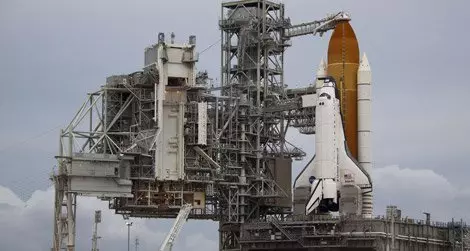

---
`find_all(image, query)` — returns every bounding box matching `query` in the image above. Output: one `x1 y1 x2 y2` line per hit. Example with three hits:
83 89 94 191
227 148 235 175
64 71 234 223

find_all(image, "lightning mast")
91 210 101 251
135 237 139 251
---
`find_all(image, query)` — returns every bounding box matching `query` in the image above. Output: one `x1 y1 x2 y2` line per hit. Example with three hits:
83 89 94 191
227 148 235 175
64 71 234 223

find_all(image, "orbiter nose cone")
327 22 360 65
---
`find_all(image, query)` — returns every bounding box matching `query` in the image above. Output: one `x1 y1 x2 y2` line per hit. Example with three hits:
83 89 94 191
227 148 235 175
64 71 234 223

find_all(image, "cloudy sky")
1 0 469 250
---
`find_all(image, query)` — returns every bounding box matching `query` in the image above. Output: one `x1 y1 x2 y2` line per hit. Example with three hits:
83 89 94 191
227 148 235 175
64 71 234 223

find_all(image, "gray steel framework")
51 1 464 251
238 215 469 251
217 1 350 249
49 1 354 249
218 1 294 249
51 68 218 250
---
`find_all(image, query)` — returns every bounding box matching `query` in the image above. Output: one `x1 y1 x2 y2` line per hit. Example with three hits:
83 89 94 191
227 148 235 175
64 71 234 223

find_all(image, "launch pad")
238 214 468 251
50 1 469 250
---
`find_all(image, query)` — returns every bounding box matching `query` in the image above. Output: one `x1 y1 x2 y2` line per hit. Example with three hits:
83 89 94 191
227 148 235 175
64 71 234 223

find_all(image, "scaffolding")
238 215 470 251
50 1 468 251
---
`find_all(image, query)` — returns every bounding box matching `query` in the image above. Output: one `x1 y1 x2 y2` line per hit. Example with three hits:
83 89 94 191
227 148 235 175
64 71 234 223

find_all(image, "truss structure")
217 1 352 249
50 1 359 250
239 215 469 251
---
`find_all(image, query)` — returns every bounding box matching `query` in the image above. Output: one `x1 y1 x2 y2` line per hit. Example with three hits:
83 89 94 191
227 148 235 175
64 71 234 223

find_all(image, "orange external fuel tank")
327 22 360 159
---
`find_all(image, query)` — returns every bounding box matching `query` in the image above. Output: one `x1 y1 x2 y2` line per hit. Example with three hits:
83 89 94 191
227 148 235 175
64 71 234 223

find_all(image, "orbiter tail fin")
306 179 322 214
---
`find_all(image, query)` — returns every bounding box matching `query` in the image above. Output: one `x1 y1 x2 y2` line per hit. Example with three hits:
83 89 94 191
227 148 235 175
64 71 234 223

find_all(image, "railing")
268 216 305 246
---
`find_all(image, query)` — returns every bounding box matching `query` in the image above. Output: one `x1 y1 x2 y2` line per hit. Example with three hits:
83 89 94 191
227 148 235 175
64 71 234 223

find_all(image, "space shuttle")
301 76 372 215
293 21 373 217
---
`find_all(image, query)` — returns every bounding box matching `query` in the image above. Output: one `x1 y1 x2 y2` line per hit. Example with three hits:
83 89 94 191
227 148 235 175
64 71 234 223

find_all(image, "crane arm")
159 204 193 251
284 12 350 38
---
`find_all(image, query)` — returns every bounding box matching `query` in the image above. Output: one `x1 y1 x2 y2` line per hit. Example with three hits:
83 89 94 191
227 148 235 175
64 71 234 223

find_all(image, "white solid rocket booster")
357 53 373 218
315 58 327 87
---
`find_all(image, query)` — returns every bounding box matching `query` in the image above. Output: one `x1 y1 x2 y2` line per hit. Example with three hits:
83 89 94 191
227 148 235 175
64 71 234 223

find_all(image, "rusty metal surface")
327 22 360 159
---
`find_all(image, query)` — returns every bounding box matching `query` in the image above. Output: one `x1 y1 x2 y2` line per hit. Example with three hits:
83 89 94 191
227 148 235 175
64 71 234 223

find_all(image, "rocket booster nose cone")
359 53 371 71
316 58 327 77
327 22 360 65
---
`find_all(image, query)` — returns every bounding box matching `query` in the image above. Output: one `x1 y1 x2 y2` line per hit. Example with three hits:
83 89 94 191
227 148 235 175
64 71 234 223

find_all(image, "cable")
199 38 221 55
0 123 65 154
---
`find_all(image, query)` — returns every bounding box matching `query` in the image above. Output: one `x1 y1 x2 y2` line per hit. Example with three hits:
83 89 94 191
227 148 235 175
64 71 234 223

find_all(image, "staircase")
268 216 305 247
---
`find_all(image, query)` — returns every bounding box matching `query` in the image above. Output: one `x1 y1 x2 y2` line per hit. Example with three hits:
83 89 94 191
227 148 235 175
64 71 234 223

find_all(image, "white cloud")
0 186 25 207
1 164 469 251
373 165 470 222
0 185 218 251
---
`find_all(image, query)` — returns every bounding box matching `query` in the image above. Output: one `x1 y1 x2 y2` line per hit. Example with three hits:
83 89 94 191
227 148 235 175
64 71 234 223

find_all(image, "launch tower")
50 1 469 251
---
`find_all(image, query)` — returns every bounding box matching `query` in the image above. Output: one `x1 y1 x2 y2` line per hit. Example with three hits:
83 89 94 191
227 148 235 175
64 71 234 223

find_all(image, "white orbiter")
297 76 372 215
